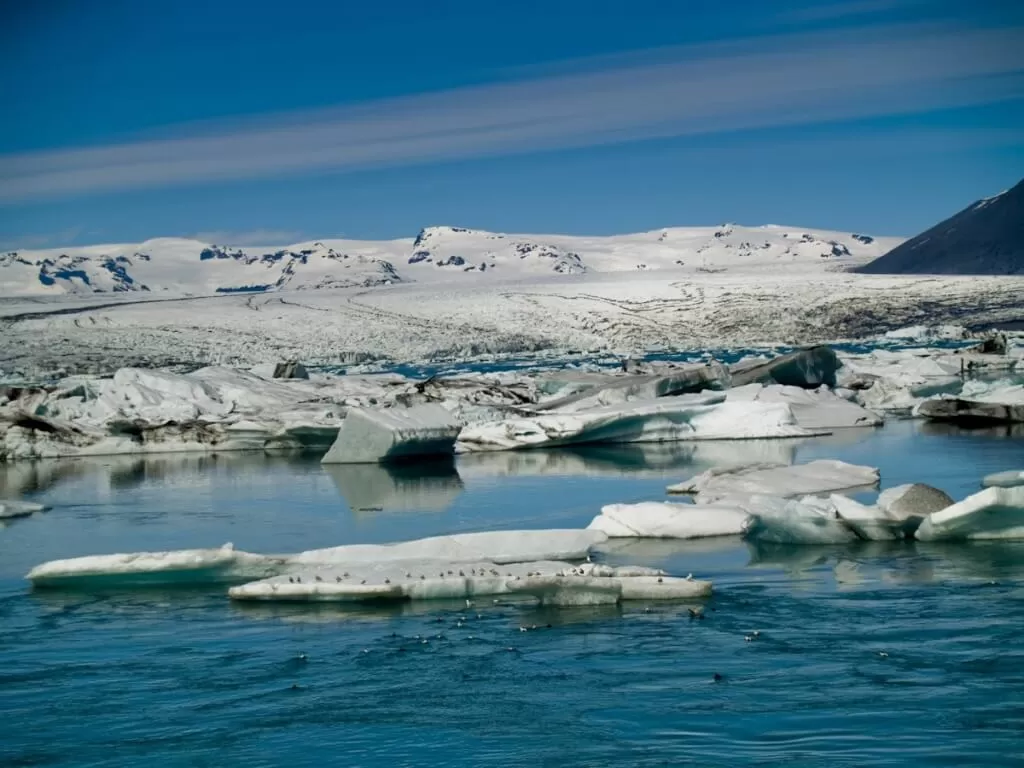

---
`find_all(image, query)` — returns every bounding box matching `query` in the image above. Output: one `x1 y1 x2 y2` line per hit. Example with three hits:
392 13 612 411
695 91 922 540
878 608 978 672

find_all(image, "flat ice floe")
915 487 1024 541
0 499 49 520
666 459 880 502
983 470 1024 488
587 501 749 539
725 384 882 430
455 394 821 452
26 530 608 588
229 561 711 605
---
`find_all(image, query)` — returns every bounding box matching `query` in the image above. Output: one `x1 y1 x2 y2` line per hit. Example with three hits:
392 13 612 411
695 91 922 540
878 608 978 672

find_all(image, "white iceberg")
725 384 882 430
741 495 859 545
983 470 1024 488
828 487 946 542
587 501 749 539
229 560 711 605
321 404 462 464
915 487 1024 541
27 529 608 588
667 459 880 502
0 499 49 520
455 395 821 452
292 529 607 566
26 543 282 587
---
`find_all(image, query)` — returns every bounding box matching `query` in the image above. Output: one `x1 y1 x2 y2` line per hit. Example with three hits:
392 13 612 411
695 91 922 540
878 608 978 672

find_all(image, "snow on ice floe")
455 394 821 452
26 530 609 588
724 383 882 430
915 487 1024 541
321 404 461 464
983 470 1024 489
587 501 749 539
666 459 879 502
0 499 49 520
915 379 1024 424
228 561 711 605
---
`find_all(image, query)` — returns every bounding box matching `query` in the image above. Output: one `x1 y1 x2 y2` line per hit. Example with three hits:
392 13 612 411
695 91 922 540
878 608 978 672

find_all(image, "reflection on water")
919 421 1024 439
325 459 464 514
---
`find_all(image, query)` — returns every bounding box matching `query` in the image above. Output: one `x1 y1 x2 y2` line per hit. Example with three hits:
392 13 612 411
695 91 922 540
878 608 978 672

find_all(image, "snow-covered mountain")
0 224 902 297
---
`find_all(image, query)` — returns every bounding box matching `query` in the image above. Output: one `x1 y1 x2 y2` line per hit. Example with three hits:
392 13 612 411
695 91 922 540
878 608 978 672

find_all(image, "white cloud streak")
1 23 1021 203
187 229 305 246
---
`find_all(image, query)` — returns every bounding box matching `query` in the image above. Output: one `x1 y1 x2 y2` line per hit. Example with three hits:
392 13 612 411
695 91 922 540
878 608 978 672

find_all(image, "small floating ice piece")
742 495 859 545
668 459 880 501
915 487 1024 541
26 543 282 588
587 501 748 539
321 404 462 464
0 499 49 520
982 470 1024 489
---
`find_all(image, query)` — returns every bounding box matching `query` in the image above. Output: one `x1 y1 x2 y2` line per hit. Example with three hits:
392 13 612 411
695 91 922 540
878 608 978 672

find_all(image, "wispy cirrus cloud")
782 0 926 23
0 227 84 251
187 229 306 245
0 22 1021 204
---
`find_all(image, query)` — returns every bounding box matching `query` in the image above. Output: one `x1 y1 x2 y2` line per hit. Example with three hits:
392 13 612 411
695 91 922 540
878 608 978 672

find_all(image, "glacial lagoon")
2 419 1023 767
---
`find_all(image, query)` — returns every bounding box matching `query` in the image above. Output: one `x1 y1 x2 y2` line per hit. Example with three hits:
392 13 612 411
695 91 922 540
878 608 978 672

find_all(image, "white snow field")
2 223 1022 376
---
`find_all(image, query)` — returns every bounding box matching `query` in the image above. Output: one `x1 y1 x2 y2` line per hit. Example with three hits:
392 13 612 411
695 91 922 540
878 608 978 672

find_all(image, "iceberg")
0 499 49 519
983 470 1024 488
532 362 729 413
827 485 949 542
229 561 711 605
27 529 609 589
916 397 1024 425
321 404 461 464
587 501 749 539
725 384 882 430
915 487 1024 541
292 529 607 566
729 346 839 389
741 495 859 545
667 459 880 502
455 395 821 452
27 543 282 588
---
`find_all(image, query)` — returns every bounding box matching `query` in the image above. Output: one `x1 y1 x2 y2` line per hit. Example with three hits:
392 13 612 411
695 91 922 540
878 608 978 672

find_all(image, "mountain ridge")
1 223 902 297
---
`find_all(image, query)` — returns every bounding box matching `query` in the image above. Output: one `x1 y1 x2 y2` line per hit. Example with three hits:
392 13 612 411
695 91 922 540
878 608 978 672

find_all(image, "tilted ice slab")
829 483 952 541
0 499 49 520
667 459 880 502
455 394 821 452
26 530 608 588
587 501 749 539
983 470 1024 488
741 495 859 545
228 560 710 605
725 384 882 430
321 404 461 464
915 487 1024 541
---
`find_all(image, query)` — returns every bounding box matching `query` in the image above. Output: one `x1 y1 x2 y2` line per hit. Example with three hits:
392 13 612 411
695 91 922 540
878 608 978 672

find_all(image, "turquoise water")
2 420 1023 767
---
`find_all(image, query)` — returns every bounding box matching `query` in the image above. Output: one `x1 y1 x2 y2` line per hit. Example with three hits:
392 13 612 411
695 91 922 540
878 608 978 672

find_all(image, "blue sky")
1 0 1022 249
